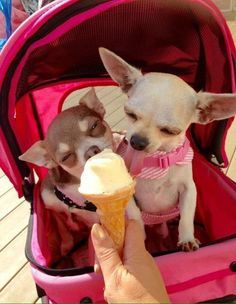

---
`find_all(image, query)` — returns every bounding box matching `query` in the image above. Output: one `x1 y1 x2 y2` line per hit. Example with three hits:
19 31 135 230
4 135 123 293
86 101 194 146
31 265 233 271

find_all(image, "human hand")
91 220 170 303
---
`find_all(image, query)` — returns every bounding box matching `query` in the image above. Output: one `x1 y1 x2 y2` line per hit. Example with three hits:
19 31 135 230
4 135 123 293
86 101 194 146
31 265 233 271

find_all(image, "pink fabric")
31 182 92 268
3 1 130 194
0 0 68 69
0 0 74 194
31 266 105 303
198 0 236 88
31 237 236 303
167 268 232 294
160 237 236 303
142 207 180 225
8 0 129 121
32 183 48 266
193 152 236 240
117 137 193 179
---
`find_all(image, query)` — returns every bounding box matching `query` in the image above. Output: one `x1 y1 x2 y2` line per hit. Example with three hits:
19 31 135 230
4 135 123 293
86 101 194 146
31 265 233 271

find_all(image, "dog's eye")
160 128 181 135
61 153 72 162
90 120 99 131
160 128 175 135
126 112 137 121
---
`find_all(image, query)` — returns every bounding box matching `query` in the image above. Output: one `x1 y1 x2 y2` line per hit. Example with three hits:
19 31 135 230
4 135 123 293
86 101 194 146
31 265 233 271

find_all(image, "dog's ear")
19 140 57 168
79 88 105 118
195 92 236 124
99 47 142 93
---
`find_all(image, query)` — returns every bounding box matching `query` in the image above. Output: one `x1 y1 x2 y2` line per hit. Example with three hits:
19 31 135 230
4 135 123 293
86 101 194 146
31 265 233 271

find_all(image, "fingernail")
93 224 106 240
94 264 101 273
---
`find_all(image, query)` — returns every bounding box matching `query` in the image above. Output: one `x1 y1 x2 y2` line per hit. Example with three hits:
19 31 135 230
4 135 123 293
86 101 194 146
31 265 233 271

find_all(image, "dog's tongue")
123 144 146 176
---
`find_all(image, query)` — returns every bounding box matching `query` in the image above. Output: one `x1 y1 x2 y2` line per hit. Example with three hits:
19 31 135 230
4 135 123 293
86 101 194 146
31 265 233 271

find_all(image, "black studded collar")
54 186 97 212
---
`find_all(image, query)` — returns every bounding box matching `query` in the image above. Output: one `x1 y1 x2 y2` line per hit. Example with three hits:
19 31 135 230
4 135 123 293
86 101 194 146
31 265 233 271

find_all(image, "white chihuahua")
99 47 236 251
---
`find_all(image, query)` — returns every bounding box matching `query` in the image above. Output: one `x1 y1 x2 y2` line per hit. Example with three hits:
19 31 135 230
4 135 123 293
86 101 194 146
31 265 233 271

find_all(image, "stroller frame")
0 0 236 302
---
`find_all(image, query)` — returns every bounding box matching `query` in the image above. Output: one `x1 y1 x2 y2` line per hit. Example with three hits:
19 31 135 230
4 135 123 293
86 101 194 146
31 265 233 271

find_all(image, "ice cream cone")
79 149 136 254
82 183 135 253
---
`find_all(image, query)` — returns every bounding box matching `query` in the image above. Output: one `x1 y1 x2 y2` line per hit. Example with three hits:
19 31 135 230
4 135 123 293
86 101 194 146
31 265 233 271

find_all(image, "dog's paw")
177 238 200 252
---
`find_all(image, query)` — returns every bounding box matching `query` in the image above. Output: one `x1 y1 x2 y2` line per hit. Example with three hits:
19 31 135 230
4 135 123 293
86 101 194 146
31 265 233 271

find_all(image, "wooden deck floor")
1 30 236 304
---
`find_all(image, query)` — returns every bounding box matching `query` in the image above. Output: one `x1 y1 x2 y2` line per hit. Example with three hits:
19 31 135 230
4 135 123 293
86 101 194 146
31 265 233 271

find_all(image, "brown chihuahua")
19 88 142 255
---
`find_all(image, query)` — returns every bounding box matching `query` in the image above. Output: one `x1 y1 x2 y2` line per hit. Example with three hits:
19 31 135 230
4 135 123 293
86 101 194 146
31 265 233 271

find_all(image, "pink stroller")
0 0 236 302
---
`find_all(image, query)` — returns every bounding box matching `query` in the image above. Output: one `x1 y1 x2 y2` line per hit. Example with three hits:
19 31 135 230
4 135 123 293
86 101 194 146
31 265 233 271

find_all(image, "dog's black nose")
130 134 149 151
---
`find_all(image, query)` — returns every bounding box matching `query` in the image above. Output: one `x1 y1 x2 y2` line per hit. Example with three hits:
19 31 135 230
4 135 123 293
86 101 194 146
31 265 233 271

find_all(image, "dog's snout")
130 134 149 151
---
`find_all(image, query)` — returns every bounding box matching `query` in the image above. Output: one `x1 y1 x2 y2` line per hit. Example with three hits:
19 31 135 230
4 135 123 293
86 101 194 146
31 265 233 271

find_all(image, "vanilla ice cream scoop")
79 149 135 253
79 149 133 196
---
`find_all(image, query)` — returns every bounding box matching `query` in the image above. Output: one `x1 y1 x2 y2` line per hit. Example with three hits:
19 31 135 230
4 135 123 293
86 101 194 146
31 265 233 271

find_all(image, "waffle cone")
83 183 135 253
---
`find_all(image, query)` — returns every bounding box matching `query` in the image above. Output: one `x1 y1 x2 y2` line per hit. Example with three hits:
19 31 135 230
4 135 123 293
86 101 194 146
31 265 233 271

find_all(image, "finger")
123 220 146 261
91 224 122 281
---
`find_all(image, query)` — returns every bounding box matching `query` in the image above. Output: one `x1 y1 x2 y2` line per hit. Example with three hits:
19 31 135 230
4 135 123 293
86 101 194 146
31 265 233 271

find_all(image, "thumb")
124 220 147 262
91 224 122 281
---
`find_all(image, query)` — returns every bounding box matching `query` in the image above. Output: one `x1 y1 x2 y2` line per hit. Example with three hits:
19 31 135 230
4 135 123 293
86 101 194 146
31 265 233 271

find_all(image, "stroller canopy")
0 0 235 196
